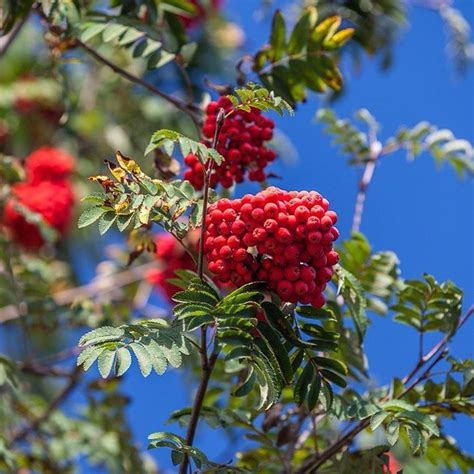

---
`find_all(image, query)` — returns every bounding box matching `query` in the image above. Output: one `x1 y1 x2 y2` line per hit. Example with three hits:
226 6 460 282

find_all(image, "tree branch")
75 39 201 126
33 6 201 126
351 130 382 233
0 261 161 323
296 304 474 473
9 366 82 444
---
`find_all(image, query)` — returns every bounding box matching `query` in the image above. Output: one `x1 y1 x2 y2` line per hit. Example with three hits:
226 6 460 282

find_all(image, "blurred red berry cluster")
383 452 400 473
180 0 222 28
204 186 339 307
13 77 64 125
2 147 75 250
184 95 277 189
146 232 197 301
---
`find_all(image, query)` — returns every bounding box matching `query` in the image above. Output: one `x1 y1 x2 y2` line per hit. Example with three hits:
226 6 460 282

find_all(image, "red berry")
301 266 316 282
276 227 292 244
231 219 246 235
277 280 293 298
284 266 301 282
294 281 309 296
234 248 248 261
219 245 233 259
295 206 310 222
326 250 339 265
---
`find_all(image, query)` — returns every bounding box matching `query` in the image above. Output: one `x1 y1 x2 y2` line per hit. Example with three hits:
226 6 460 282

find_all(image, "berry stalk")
180 107 225 474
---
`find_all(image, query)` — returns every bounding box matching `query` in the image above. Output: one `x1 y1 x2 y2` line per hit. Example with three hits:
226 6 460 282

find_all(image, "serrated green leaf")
78 206 107 228
130 342 152 377
115 347 132 376
98 350 115 378
79 326 125 346
307 375 322 411
370 411 390 431
98 212 117 235
233 368 256 397
294 362 314 405
386 419 400 446
320 369 347 388
77 345 107 371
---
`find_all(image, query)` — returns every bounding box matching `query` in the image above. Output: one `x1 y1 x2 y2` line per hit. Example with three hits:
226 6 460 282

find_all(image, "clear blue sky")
77 2 474 472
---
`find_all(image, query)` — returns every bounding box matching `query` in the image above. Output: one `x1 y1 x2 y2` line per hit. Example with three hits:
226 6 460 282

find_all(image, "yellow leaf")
116 150 142 176
313 16 341 43
330 28 354 47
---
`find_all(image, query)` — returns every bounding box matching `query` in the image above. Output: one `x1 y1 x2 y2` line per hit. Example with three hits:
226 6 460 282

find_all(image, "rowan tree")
0 1 473 473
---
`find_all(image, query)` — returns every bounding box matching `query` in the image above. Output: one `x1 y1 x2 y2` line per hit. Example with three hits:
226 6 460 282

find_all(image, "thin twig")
176 59 195 104
179 109 226 474
0 261 159 323
75 39 201 126
351 122 382 233
295 304 474 473
33 5 201 127
9 366 82 444
18 363 77 378
196 108 226 280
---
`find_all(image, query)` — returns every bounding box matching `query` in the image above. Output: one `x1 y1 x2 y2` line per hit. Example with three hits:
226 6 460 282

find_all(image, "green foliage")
226 84 293 117
392 274 463 334
1 2 473 473
148 432 209 469
77 319 191 377
0 0 33 33
78 17 180 70
387 121 474 178
315 0 406 70
318 108 474 177
440 5 474 73
370 399 439 452
78 151 204 237
335 265 369 341
0 355 20 393
252 7 354 104
145 128 225 162
338 232 401 315
318 445 391 474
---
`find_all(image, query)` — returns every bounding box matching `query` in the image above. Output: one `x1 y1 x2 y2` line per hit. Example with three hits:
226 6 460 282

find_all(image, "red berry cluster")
146 232 197 302
204 186 339 308
183 96 277 189
2 147 75 250
24 147 75 184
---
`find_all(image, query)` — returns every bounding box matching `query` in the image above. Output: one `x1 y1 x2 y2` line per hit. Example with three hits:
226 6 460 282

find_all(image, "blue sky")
73 1 473 472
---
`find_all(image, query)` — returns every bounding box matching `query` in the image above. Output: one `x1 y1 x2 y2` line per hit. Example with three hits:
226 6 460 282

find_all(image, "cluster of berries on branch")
204 186 339 308
2 147 75 250
184 95 277 189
